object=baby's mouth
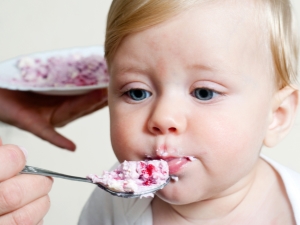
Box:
[164,156,195,174]
[146,155,195,175]
[144,143,196,176]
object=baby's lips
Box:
[166,157,192,174]
[145,153,195,174]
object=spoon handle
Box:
[21,165,92,183]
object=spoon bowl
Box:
[20,165,170,198]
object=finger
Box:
[56,97,108,127]
[52,88,108,126]
[0,145,26,181]
[72,99,108,121]
[0,195,51,225]
[37,219,44,225]
[34,124,76,151]
[17,114,76,151]
[0,174,53,215]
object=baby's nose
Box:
[150,123,178,134]
[147,99,187,135]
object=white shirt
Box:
[261,155,300,224]
[78,156,300,225]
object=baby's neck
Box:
[152,158,294,224]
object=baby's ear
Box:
[264,85,299,147]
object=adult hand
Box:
[0,142,53,224]
[0,88,107,151]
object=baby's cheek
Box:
[110,128,127,160]
[201,118,260,163]
[110,121,140,161]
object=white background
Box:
[0,1,299,224]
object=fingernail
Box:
[17,146,28,160]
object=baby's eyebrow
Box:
[111,61,224,80]
[117,63,216,74]
[111,64,151,77]
[186,63,218,72]
[186,62,237,83]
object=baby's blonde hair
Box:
[105,0,299,88]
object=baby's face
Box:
[108,0,275,204]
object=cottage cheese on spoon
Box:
[87,160,169,196]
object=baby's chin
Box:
[154,178,202,205]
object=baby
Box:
[79,0,300,224]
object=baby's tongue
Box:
[167,157,192,174]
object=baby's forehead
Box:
[112,3,271,90]
[113,0,270,61]
[106,0,298,89]
[113,0,271,69]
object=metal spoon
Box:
[20,165,170,198]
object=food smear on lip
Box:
[15,54,109,87]
[87,160,169,197]
[186,156,196,161]
[170,175,179,182]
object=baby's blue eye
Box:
[127,89,151,101]
[192,88,215,101]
